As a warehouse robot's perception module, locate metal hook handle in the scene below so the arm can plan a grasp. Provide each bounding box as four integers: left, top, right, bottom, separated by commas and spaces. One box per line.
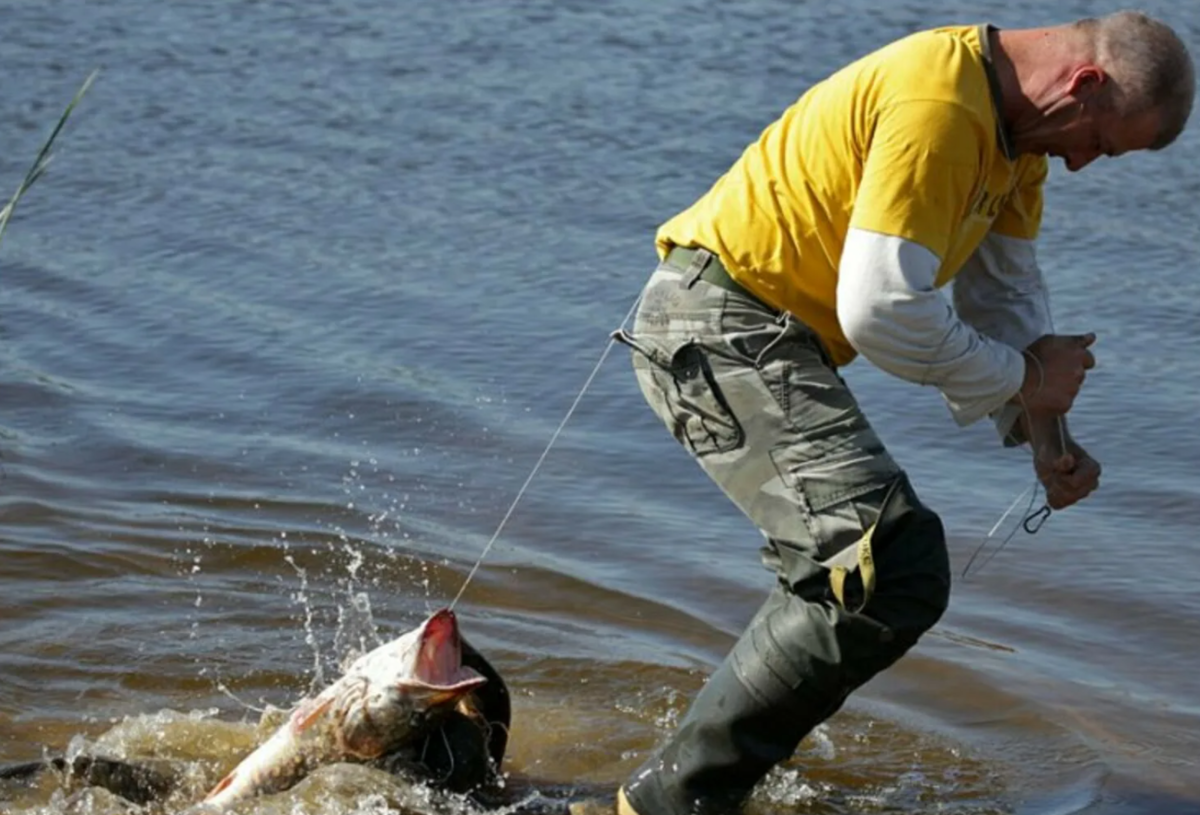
1023, 503, 1052, 534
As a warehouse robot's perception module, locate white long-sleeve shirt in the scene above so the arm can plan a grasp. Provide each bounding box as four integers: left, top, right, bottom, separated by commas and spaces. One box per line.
837, 227, 1050, 438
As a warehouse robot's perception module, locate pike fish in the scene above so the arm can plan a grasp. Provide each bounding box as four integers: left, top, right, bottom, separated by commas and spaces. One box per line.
194, 607, 488, 812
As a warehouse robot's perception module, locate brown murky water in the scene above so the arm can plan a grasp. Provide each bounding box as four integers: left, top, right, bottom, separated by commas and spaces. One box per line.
2, 1, 1200, 813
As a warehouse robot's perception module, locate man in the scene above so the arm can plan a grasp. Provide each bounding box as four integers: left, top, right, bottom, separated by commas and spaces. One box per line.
572, 10, 1194, 815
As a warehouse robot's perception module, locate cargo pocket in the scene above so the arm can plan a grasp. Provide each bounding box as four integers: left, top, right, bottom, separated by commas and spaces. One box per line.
769, 447, 902, 600
616, 329, 744, 457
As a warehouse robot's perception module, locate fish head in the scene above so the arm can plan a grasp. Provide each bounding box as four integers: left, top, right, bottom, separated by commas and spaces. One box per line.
333, 608, 487, 759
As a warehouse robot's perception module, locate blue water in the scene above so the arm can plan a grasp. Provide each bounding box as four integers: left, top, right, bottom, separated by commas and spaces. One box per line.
2, 2, 1199, 813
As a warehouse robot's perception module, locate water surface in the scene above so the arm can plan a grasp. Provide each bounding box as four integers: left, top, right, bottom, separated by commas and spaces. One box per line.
2, 1, 1199, 813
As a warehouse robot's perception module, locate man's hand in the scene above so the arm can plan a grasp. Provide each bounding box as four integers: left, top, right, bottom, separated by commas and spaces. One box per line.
1011, 334, 1097, 414
1033, 435, 1102, 510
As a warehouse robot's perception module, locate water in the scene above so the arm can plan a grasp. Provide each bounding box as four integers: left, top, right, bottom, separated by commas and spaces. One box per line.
1, 0, 1199, 812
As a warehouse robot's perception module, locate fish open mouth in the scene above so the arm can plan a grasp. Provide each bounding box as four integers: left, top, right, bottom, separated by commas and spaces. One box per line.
409, 609, 486, 696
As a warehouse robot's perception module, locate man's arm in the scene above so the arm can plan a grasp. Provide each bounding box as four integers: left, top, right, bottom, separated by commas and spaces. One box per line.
836, 99, 1034, 423
953, 231, 1101, 508
836, 228, 1027, 425
839, 100, 1093, 426
952, 231, 1051, 444
838, 227, 1100, 507
834, 230, 1090, 423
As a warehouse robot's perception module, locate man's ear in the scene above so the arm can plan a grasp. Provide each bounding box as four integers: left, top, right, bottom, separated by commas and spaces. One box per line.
1067, 65, 1108, 100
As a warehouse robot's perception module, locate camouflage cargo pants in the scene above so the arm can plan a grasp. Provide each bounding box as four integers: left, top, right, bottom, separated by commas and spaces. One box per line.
619, 247, 952, 815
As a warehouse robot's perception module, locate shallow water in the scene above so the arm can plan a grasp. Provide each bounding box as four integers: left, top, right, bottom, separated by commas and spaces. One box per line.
2, 1, 1199, 813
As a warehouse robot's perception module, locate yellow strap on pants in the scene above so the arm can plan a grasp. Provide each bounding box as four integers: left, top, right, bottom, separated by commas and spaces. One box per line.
826, 477, 902, 613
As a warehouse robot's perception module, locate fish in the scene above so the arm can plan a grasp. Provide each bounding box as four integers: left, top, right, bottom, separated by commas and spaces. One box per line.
0, 608, 510, 812
193, 606, 490, 812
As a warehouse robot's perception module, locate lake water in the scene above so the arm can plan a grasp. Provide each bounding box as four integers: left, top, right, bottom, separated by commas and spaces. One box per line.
2, 1, 1199, 813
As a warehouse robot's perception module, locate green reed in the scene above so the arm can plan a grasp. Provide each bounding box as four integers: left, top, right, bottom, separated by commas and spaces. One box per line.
0, 69, 99, 249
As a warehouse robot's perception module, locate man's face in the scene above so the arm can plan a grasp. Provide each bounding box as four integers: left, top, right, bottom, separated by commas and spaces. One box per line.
1012, 65, 1163, 171
1046, 105, 1161, 172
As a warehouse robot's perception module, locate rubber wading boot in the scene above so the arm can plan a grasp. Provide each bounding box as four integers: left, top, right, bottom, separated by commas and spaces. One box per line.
567, 787, 641, 815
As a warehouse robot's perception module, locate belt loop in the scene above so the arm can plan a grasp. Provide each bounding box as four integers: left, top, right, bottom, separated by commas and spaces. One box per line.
683, 248, 711, 289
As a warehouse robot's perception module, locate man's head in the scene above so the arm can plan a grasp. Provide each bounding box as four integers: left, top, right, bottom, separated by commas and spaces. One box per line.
1004, 11, 1194, 171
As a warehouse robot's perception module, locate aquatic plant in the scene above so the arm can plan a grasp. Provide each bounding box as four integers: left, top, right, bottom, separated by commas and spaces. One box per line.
0, 69, 98, 248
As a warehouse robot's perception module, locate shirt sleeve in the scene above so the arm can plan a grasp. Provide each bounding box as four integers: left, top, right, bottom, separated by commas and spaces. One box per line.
953, 232, 1052, 444
837, 228, 1026, 426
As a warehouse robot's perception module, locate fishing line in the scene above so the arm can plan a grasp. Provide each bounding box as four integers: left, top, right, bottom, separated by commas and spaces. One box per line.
449, 262, 1075, 591
960, 363, 1074, 579
960, 479, 1043, 578
449, 293, 644, 611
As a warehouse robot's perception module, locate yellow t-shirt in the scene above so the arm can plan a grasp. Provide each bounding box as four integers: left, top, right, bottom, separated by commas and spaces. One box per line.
655, 24, 1048, 366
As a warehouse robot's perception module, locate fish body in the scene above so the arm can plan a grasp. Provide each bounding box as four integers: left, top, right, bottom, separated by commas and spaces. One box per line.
196, 607, 486, 812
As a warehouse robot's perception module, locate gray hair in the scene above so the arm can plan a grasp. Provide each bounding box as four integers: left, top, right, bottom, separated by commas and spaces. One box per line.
1074, 11, 1195, 149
